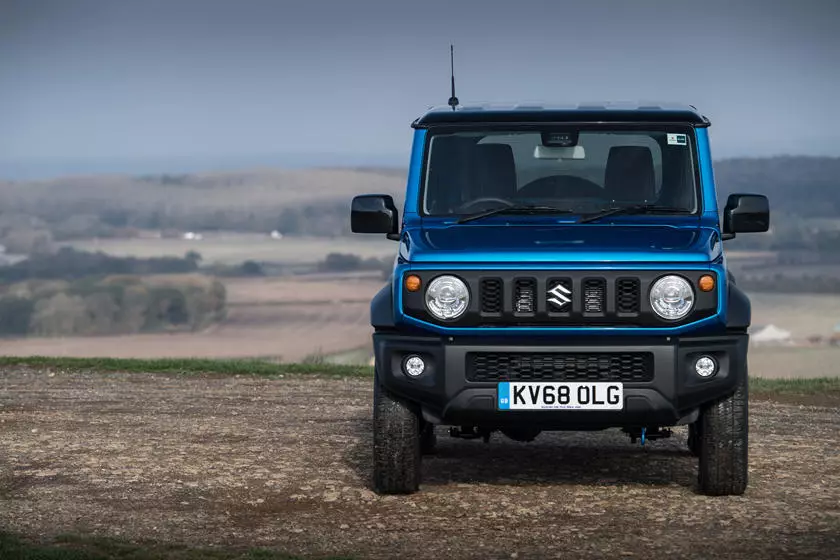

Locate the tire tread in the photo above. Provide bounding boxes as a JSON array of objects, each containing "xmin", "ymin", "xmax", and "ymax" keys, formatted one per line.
[
  {"xmin": 373, "ymin": 379, "xmax": 421, "ymax": 494},
  {"xmin": 698, "ymin": 380, "xmax": 749, "ymax": 496}
]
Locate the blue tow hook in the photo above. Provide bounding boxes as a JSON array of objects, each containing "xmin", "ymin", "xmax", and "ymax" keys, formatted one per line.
[{"xmin": 640, "ymin": 427, "xmax": 647, "ymax": 446}]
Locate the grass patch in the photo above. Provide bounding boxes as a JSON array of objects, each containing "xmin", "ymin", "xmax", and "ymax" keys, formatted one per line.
[
  {"xmin": 0, "ymin": 531, "xmax": 353, "ymax": 560},
  {"xmin": 751, "ymin": 376, "xmax": 840, "ymax": 406},
  {"xmin": 0, "ymin": 356, "xmax": 837, "ymax": 403},
  {"xmin": 0, "ymin": 356, "xmax": 374, "ymax": 378},
  {"xmin": 751, "ymin": 376, "xmax": 840, "ymax": 395}
]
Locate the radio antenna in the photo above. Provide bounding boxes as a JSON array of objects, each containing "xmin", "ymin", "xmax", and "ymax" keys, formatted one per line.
[{"xmin": 447, "ymin": 44, "xmax": 459, "ymax": 111}]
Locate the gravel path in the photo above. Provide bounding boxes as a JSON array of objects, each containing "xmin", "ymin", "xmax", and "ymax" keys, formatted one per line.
[{"xmin": 1, "ymin": 368, "xmax": 838, "ymax": 559}]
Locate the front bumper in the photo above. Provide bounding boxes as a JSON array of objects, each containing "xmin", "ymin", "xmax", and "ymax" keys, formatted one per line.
[{"xmin": 373, "ymin": 332, "xmax": 748, "ymax": 429}]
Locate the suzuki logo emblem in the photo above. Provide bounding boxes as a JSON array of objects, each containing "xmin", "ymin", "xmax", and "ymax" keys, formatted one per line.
[{"xmin": 547, "ymin": 282, "xmax": 572, "ymax": 308}]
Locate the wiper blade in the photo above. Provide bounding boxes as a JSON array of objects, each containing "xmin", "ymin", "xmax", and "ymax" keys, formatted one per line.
[
  {"xmin": 456, "ymin": 205, "xmax": 575, "ymax": 224},
  {"xmin": 577, "ymin": 204, "xmax": 693, "ymax": 224}
]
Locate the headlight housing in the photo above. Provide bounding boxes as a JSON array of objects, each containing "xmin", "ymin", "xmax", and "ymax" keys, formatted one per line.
[
  {"xmin": 425, "ymin": 275, "xmax": 469, "ymax": 320},
  {"xmin": 650, "ymin": 275, "xmax": 695, "ymax": 320}
]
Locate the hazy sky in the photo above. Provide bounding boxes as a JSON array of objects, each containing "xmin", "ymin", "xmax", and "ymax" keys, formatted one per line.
[{"xmin": 1, "ymin": 0, "xmax": 838, "ymax": 176}]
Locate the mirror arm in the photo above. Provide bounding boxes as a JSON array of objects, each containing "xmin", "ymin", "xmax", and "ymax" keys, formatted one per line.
[
  {"xmin": 386, "ymin": 232, "xmax": 401, "ymax": 241},
  {"xmin": 721, "ymin": 232, "xmax": 736, "ymax": 241}
]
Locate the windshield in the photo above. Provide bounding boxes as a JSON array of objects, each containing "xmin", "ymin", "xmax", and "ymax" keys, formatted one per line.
[{"xmin": 421, "ymin": 128, "xmax": 699, "ymax": 217}]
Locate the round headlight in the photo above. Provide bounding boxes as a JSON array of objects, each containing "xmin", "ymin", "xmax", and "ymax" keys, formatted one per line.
[
  {"xmin": 650, "ymin": 275, "xmax": 695, "ymax": 320},
  {"xmin": 425, "ymin": 275, "xmax": 469, "ymax": 320}
]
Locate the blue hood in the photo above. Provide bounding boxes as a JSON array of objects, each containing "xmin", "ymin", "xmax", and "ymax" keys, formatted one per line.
[{"xmin": 401, "ymin": 223, "xmax": 719, "ymax": 265}]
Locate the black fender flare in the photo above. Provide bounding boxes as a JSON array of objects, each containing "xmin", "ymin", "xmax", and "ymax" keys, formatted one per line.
[
  {"xmin": 370, "ymin": 283, "xmax": 395, "ymax": 329},
  {"xmin": 726, "ymin": 271, "xmax": 751, "ymax": 330}
]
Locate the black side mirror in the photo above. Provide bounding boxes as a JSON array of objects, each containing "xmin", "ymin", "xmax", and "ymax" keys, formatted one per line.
[
  {"xmin": 351, "ymin": 194, "xmax": 400, "ymax": 240},
  {"xmin": 723, "ymin": 193, "xmax": 769, "ymax": 239}
]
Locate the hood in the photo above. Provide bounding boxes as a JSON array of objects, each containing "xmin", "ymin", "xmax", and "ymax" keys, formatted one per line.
[{"xmin": 401, "ymin": 224, "xmax": 719, "ymax": 265}]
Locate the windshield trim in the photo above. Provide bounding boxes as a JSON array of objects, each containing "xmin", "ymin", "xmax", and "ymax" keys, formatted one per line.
[{"xmin": 417, "ymin": 123, "xmax": 703, "ymax": 219}]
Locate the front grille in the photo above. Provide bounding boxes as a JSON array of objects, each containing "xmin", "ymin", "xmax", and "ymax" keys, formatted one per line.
[
  {"xmin": 514, "ymin": 278, "xmax": 536, "ymax": 314},
  {"xmin": 467, "ymin": 352, "xmax": 654, "ymax": 382},
  {"xmin": 480, "ymin": 278, "xmax": 502, "ymax": 313},
  {"xmin": 401, "ymin": 270, "xmax": 719, "ymax": 327},
  {"xmin": 583, "ymin": 279, "xmax": 606, "ymax": 314},
  {"xmin": 616, "ymin": 278, "xmax": 641, "ymax": 314}
]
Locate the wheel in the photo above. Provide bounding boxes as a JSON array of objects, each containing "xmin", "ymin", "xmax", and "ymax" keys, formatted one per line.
[
  {"xmin": 373, "ymin": 374, "xmax": 421, "ymax": 494},
  {"xmin": 697, "ymin": 381, "xmax": 748, "ymax": 496},
  {"xmin": 687, "ymin": 422, "xmax": 702, "ymax": 457},
  {"xmin": 420, "ymin": 422, "xmax": 437, "ymax": 455}
]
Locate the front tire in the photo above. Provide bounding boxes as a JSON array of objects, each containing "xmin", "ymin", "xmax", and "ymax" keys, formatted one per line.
[
  {"xmin": 373, "ymin": 376, "xmax": 421, "ymax": 494},
  {"xmin": 697, "ymin": 381, "xmax": 749, "ymax": 496},
  {"xmin": 687, "ymin": 422, "xmax": 702, "ymax": 457},
  {"xmin": 420, "ymin": 422, "xmax": 437, "ymax": 455}
]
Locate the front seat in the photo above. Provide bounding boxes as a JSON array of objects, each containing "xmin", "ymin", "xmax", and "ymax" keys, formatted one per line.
[
  {"xmin": 468, "ymin": 143, "xmax": 517, "ymax": 201},
  {"xmin": 603, "ymin": 146, "xmax": 656, "ymax": 204}
]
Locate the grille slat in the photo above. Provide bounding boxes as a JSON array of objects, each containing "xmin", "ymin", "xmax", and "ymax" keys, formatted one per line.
[
  {"xmin": 616, "ymin": 278, "xmax": 641, "ymax": 314},
  {"xmin": 467, "ymin": 352, "xmax": 654, "ymax": 382},
  {"xmin": 583, "ymin": 279, "xmax": 606, "ymax": 314},
  {"xmin": 480, "ymin": 278, "xmax": 503, "ymax": 314},
  {"xmin": 514, "ymin": 278, "xmax": 536, "ymax": 315}
]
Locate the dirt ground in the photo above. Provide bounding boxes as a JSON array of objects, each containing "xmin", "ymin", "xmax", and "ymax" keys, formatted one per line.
[{"xmin": 1, "ymin": 368, "xmax": 838, "ymax": 559}]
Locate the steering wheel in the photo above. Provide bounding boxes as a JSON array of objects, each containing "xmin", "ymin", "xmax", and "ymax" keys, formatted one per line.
[{"xmin": 456, "ymin": 197, "xmax": 515, "ymax": 213}]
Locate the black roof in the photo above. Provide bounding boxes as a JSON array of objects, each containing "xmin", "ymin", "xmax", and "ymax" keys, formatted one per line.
[{"xmin": 412, "ymin": 102, "xmax": 710, "ymax": 128}]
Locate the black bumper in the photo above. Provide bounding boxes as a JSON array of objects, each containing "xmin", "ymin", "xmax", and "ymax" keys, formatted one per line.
[{"xmin": 373, "ymin": 332, "xmax": 748, "ymax": 429}]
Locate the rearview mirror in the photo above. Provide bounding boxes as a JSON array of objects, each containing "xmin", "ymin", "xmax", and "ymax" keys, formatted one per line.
[
  {"xmin": 351, "ymin": 194, "xmax": 400, "ymax": 240},
  {"xmin": 723, "ymin": 193, "xmax": 770, "ymax": 239}
]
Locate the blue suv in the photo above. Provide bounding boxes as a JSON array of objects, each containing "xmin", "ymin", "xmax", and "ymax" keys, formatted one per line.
[{"xmin": 351, "ymin": 103, "xmax": 769, "ymax": 496}]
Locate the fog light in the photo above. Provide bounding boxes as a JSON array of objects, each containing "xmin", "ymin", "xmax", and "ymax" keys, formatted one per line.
[
  {"xmin": 403, "ymin": 355, "xmax": 425, "ymax": 377},
  {"xmin": 695, "ymin": 356, "xmax": 717, "ymax": 378}
]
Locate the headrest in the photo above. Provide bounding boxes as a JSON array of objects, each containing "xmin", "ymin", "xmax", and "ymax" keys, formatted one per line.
[
  {"xmin": 469, "ymin": 143, "xmax": 516, "ymax": 199},
  {"xmin": 604, "ymin": 146, "xmax": 656, "ymax": 203}
]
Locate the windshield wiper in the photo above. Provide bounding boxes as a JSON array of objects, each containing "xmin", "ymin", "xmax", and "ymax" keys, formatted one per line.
[
  {"xmin": 577, "ymin": 204, "xmax": 694, "ymax": 224},
  {"xmin": 456, "ymin": 205, "xmax": 575, "ymax": 224}
]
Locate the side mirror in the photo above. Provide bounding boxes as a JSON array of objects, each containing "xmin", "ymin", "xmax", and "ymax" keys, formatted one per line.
[
  {"xmin": 351, "ymin": 194, "xmax": 400, "ymax": 240},
  {"xmin": 723, "ymin": 193, "xmax": 769, "ymax": 239}
]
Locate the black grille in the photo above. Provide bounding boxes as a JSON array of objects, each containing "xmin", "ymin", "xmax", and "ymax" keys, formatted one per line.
[
  {"xmin": 514, "ymin": 278, "xmax": 536, "ymax": 314},
  {"xmin": 467, "ymin": 352, "xmax": 654, "ymax": 382},
  {"xmin": 583, "ymin": 279, "xmax": 606, "ymax": 314},
  {"xmin": 480, "ymin": 278, "xmax": 503, "ymax": 313},
  {"xmin": 616, "ymin": 278, "xmax": 641, "ymax": 314},
  {"xmin": 403, "ymin": 270, "xmax": 719, "ymax": 327}
]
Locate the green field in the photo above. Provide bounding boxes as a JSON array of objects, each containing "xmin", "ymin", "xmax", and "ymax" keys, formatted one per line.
[
  {"xmin": 749, "ymin": 292, "xmax": 840, "ymax": 338},
  {"xmin": 750, "ymin": 346, "xmax": 840, "ymax": 379},
  {"xmin": 1, "ymin": 356, "xmax": 837, "ymax": 401},
  {"xmin": 63, "ymin": 234, "xmax": 396, "ymax": 266}
]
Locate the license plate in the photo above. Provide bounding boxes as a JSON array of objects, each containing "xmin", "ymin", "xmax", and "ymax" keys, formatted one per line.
[{"xmin": 497, "ymin": 382, "xmax": 623, "ymax": 411}]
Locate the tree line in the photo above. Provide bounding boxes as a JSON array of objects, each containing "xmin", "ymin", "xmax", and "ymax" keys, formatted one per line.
[{"xmin": 0, "ymin": 249, "xmax": 226, "ymax": 337}]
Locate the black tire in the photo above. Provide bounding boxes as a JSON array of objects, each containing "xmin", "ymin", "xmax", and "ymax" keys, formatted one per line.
[
  {"xmin": 697, "ymin": 381, "xmax": 749, "ymax": 496},
  {"xmin": 420, "ymin": 422, "xmax": 437, "ymax": 455},
  {"xmin": 373, "ymin": 376, "xmax": 421, "ymax": 494},
  {"xmin": 687, "ymin": 422, "xmax": 702, "ymax": 457}
]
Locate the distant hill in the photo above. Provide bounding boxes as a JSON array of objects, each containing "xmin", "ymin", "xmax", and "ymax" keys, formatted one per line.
[
  {"xmin": 714, "ymin": 156, "xmax": 840, "ymax": 216},
  {"xmin": 0, "ymin": 157, "xmax": 835, "ymax": 244}
]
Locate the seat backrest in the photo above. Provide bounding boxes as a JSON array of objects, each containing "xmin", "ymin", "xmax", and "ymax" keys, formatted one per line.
[
  {"xmin": 469, "ymin": 143, "xmax": 517, "ymax": 200},
  {"xmin": 604, "ymin": 146, "xmax": 656, "ymax": 203}
]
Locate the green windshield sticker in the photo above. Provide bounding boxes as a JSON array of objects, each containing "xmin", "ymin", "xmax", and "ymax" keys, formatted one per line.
[{"xmin": 667, "ymin": 133, "xmax": 687, "ymax": 146}]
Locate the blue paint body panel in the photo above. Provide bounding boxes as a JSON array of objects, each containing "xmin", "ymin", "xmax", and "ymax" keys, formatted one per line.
[{"xmin": 388, "ymin": 106, "xmax": 729, "ymax": 338}]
